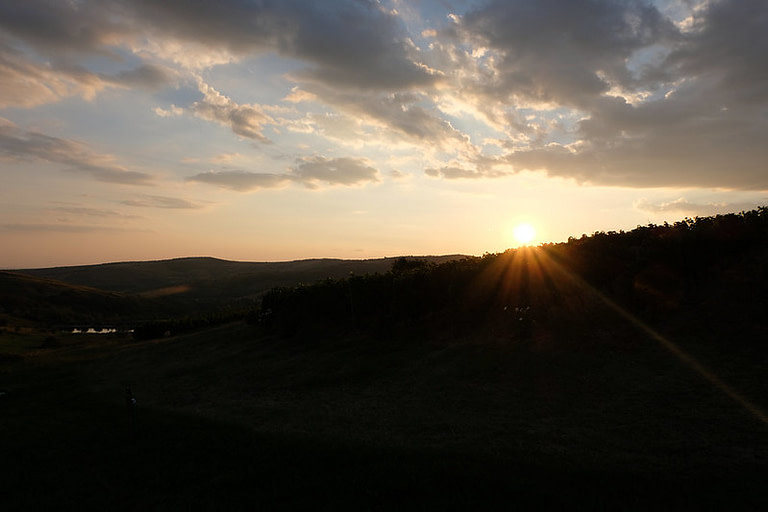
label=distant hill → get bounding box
[12,255,464,315]
[0,271,159,327]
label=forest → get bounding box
[254,207,768,350]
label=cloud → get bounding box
[444,0,679,109]
[187,156,380,191]
[0,42,106,107]
[425,165,506,180]
[665,0,768,105]
[432,0,768,189]
[291,156,379,187]
[281,1,439,90]
[126,0,437,88]
[210,152,244,164]
[48,206,131,218]
[0,31,174,108]
[2,0,767,191]
[289,85,473,152]
[0,0,439,142]
[0,118,153,185]
[635,197,761,217]
[188,81,274,142]
[120,195,204,209]
[105,64,174,90]
[187,171,291,192]
[0,1,128,59]
[0,223,135,233]
[500,108,768,189]
[154,105,184,118]
[0,0,436,88]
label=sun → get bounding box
[513,223,536,246]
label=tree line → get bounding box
[251,207,768,343]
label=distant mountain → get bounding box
[15,255,464,308]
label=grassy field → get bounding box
[2,321,767,510]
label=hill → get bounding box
[17,255,463,306]
[0,271,160,329]
[2,208,768,509]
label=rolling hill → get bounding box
[0,271,159,328]
[16,255,463,305]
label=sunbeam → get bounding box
[530,248,768,427]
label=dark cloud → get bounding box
[447,0,679,108]
[439,0,768,189]
[0,1,127,58]
[0,118,153,185]
[0,0,435,91]
[106,64,174,90]
[502,112,768,189]
[127,0,437,89]
[666,0,768,104]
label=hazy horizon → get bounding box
[2,1,767,269]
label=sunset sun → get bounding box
[513,223,536,246]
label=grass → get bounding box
[2,321,767,510]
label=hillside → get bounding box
[0,271,160,328]
[257,210,768,346]
[2,209,768,509]
[3,318,766,509]
[17,255,463,306]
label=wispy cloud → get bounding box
[187,81,274,142]
[187,156,380,191]
[48,205,133,218]
[0,118,153,185]
[187,171,291,192]
[635,198,762,217]
[292,156,379,188]
[120,194,204,209]
[0,223,140,233]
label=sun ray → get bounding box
[531,248,768,427]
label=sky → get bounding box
[1,0,767,269]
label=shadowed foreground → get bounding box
[2,320,766,510]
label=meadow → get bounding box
[2,316,766,510]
